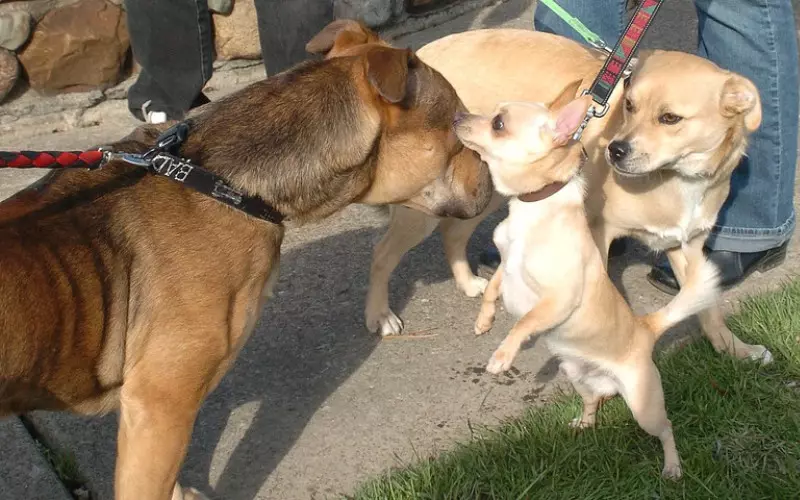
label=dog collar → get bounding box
[517,182,568,203]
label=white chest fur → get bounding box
[641,177,714,249]
[494,180,585,318]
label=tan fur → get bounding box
[456,96,720,478]
[0,23,492,499]
[364,28,770,363]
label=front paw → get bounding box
[569,417,596,429]
[459,275,489,298]
[486,344,518,374]
[366,309,404,336]
[474,311,495,335]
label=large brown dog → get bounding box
[0,25,491,500]
[345,26,769,363]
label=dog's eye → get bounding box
[491,115,504,131]
[624,98,635,113]
[659,113,683,125]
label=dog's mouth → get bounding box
[611,164,652,178]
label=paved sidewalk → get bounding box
[1,1,799,499]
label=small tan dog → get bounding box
[454,84,721,479]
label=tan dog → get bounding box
[454,85,720,479]
[0,24,491,500]
[361,28,770,363]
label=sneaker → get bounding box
[140,100,167,124]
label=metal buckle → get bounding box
[211,180,243,205]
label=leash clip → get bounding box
[573,90,610,141]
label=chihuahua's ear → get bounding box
[365,46,412,104]
[306,19,382,58]
[720,74,762,132]
[548,79,584,112]
[551,95,594,146]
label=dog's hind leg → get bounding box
[618,362,682,479]
[559,360,604,429]
[665,239,772,363]
[441,192,504,297]
[365,205,440,336]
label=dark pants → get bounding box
[125,0,334,120]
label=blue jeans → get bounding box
[535,0,799,253]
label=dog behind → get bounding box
[454,85,720,478]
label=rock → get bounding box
[213,0,260,60]
[334,0,393,28]
[0,47,18,103]
[0,10,32,51]
[0,0,85,24]
[18,0,130,95]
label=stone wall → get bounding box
[0,0,453,104]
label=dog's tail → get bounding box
[641,257,721,339]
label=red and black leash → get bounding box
[0,123,285,225]
[0,150,105,169]
[574,0,665,139]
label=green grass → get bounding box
[351,281,800,500]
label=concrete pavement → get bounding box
[1,1,799,498]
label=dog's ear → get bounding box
[365,46,412,104]
[720,74,762,132]
[551,95,594,146]
[548,79,584,112]
[306,19,381,57]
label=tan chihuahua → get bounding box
[453,83,721,479]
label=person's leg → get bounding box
[125,0,214,122]
[648,0,798,293]
[254,0,334,76]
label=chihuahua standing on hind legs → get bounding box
[454,82,721,479]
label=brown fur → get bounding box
[0,24,492,500]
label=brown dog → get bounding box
[0,24,491,500]
[455,87,720,478]
[358,28,770,363]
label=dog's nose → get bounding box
[608,141,631,162]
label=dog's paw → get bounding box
[661,463,683,480]
[367,309,404,336]
[486,346,516,374]
[173,486,211,500]
[474,314,494,336]
[569,417,595,429]
[459,275,489,298]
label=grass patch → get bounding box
[351,281,800,500]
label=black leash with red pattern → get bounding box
[0,123,285,225]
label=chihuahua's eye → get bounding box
[624,98,635,113]
[659,112,683,125]
[491,115,504,131]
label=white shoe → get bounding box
[141,100,168,124]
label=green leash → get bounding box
[538,0,608,50]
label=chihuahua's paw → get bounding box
[366,309,404,336]
[746,344,773,365]
[569,417,596,429]
[474,318,493,336]
[486,346,517,374]
[661,463,683,480]
[459,275,489,298]
[174,485,211,500]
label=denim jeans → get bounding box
[125,0,334,121]
[535,0,799,253]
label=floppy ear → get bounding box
[548,79,584,112]
[551,95,594,146]
[720,74,762,132]
[306,19,381,57]
[365,46,411,104]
